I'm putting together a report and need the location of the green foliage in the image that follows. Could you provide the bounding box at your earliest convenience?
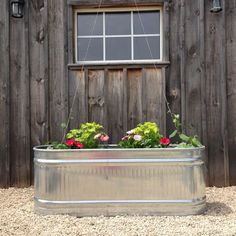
[66,122,105,149]
[48,142,69,149]
[169,113,203,148]
[119,122,162,148]
[169,130,177,138]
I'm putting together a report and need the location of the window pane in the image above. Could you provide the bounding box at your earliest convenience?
[78,38,103,61]
[134,36,160,60]
[106,37,131,60]
[77,13,103,36]
[105,12,131,35]
[133,11,160,35]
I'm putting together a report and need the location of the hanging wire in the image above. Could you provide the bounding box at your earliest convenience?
[61,0,104,143]
[132,0,174,119]
[62,0,173,143]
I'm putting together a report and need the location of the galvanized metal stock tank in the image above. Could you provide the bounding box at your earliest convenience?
[34,145,206,216]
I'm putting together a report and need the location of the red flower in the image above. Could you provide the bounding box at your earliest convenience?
[160,137,170,146]
[65,139,75,147]
[74,141,84,149]
[100,134,109,142]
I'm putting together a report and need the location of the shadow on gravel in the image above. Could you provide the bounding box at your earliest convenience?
[204,202,233,216]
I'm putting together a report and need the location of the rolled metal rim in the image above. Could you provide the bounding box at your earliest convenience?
[34,145,205,152]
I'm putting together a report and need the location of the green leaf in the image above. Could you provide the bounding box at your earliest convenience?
[169,130,177,138]
[66,133,73,139]
[191,136,202,147]
[175,142,194,148]
[179,133,190,142]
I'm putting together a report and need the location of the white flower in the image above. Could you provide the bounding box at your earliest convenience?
[133,135,142,141]
[94,133,102,140]
[127,129,135,135]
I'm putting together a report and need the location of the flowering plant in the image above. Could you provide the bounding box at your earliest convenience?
[118,114,203,148]
[50,114,202,149]
[119,122,170,148]
[52,122,109,149]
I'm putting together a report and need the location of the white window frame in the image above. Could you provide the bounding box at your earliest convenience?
[74,6,163,65]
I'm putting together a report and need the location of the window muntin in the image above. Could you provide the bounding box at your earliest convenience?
[75,8,162,64]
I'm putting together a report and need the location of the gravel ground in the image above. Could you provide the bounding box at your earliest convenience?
[0,187,236,236]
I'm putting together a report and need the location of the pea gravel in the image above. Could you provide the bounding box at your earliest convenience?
[0,187,236,236]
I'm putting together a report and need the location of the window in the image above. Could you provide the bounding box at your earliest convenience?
[75,7,162,64]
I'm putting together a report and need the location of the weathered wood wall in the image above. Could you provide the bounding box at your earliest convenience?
[0,0,236,187]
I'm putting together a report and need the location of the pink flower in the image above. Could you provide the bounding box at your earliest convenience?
[100,134,109,142]
[74,141,84,149]
[133,135,142,141]
[127,129,135,135]
[94,133,102,140]
[65,139,75,147]
[122,135,129,141]
[160,137,170,146]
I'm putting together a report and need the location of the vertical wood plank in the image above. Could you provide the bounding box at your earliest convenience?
[107,69,127,143]
[0,0,10,188]
[48,0,69,141]
[161,68,167,135]
[9,1,31,187]
[184,0,209,186]
[199,0,209,185]
[205,0,229,186]
[184,0,203,138]
[166,0,181,136]
[69,69,88,128]
[226,0,236,185]
[162,1,170,62]
[29,0,49,184]
[127,69,143,130]
[67,5,74,64]
[88,70,107,128]
[143,68,166,133]
[180,0,186,134]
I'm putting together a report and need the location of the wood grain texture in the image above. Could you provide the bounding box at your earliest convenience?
[184,0,203,138]
[9,1,31,187]
[205,0,229,186]
[88,70,107,129]
[143,68,166,133]
[69,70,88,128]
[29,0,49,184]
[48,0,69,141]
[166,0,181,137]
[1,0,236,187]
[226,0,236,185]
[68,0,167,7]
[0,0,10,188]
[162,2,170,62]
[127,69,143,130]
[107,69,127,143]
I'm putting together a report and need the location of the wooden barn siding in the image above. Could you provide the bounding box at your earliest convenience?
[0,0,10,188]
[0,0,236,187]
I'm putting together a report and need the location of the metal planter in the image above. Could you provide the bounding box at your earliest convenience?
[34,145,206,216]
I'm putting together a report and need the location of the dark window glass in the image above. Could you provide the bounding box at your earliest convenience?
[106,37,131,60]
[77,13,103,36]
[78,38,103,61]
[133,11,160,35]
[105,12,131,35]
[134,36,160,60]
